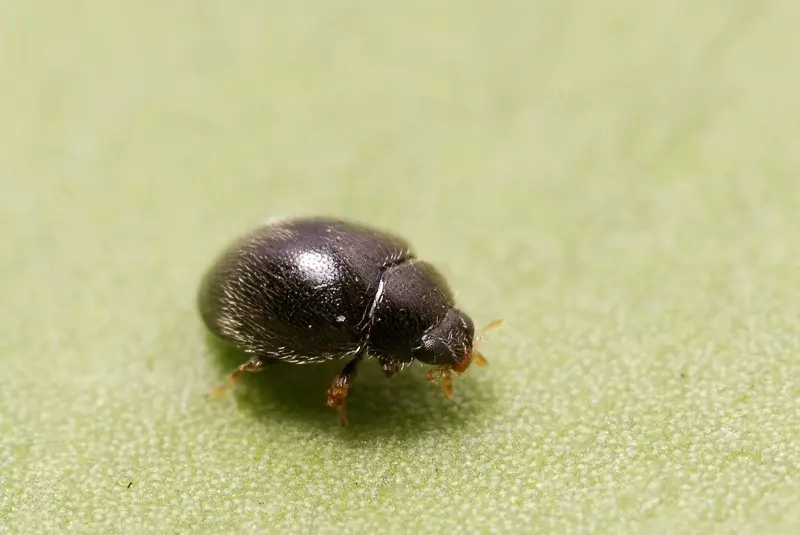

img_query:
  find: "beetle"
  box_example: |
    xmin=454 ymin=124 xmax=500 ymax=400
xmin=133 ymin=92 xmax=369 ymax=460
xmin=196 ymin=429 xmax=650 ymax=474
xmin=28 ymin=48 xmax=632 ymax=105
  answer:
xmin=198 ymin=216 xmax=499 ymax=425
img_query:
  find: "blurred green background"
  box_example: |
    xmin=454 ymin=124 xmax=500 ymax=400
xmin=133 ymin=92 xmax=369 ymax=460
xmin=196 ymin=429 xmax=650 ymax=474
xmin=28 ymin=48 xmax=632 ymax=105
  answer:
xmin=2 ymin=1 xmax=799 ymax=533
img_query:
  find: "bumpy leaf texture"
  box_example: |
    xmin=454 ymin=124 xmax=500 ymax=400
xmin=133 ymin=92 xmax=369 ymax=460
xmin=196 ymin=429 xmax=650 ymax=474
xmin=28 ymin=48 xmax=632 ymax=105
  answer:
xmin=1 ymin=1 xmax=799 ymax=533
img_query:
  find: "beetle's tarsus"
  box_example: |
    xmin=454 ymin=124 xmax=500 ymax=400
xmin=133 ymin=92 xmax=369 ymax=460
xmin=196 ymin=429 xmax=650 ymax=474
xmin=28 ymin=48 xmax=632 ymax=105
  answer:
xmin=441 ymin=373 xmax=454 ymax=398
xmin=207 ymin=357 xmax=266 ymax=398
xmin=426 ymin=366 xmax=455 ymax=398
xmin=326 ymin=353 xmax=363 ymax=425
xmin=326 ymin=391 xmax=350 ymax=427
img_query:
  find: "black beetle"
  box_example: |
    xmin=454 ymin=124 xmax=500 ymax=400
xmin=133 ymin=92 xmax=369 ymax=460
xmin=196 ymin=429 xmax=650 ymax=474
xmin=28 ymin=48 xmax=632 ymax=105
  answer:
xmin=198 ymin=216 xmax=499 ymax=425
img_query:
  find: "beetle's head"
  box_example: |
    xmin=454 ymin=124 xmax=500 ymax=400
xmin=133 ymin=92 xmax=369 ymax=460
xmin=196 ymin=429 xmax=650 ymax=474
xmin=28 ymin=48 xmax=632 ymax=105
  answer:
xmin=413 ymin=310 xmax=498 ymax=398
xmin=413 ymin=308 xmax=475 ymax=368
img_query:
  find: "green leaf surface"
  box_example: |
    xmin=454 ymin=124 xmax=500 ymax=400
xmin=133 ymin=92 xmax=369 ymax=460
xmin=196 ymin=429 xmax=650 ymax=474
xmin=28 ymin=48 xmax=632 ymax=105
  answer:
xmin=2 ymin=1 xmax=799 ymax=533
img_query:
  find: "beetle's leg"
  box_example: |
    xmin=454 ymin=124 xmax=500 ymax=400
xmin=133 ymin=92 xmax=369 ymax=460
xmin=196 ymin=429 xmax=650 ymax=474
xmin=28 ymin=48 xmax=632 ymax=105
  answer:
xmin=207 ymin=357 xmax=270 ymax=398
xmin=326 ymin=353 xmax=364 ymax=426
xmin=425 ymin=366 xmax=454 ymax=398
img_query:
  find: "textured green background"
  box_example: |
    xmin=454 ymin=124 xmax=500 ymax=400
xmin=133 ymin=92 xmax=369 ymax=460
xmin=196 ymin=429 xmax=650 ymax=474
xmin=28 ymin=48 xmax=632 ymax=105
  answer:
xmin=2 ymin=1 xmax=799 ymax=533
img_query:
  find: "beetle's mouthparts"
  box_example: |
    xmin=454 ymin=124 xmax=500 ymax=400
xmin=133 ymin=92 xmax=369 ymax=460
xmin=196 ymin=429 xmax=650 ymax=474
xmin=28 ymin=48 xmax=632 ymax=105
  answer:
xmin=426 ymin=349 xmax=487 ymax=398
xmin=451 ymin=349 xmax=484 ymax=374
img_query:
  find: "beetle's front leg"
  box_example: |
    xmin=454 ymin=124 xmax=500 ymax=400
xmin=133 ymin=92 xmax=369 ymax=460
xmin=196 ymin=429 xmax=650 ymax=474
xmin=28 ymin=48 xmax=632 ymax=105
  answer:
xmin=425 ymin=366 xmax=454 ymax=398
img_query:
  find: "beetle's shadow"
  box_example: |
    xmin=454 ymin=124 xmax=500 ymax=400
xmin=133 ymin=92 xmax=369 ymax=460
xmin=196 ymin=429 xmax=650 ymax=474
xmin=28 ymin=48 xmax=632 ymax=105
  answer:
xmin=206 ymin=335 xmax=497 ymax=439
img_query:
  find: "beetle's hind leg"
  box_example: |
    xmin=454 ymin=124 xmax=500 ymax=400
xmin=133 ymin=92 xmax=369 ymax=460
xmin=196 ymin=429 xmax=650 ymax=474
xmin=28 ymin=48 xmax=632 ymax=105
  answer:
xmin=326 ymin=351 xmax=365 ymax=427
xmin=208 ymin=356 xmax=273 ymax=398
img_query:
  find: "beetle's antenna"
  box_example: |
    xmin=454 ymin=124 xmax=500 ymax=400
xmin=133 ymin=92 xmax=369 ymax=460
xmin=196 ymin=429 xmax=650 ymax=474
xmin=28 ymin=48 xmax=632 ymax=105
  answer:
xmin=475 ymin=318 xmax=503 ymax=345
xmin=471 ymin=349 xmax=488 ymax=367
xmin=471 ymin=317 xmax=503 ymax=366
